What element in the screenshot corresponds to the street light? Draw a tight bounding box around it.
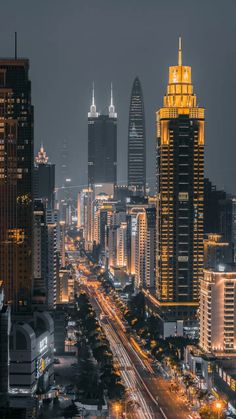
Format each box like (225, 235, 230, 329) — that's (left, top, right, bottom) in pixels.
(215, 400, 223, 419)
(114, 402, 121, 419)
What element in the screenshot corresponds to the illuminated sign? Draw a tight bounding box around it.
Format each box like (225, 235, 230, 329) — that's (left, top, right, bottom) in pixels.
(39, 337, 48, 353)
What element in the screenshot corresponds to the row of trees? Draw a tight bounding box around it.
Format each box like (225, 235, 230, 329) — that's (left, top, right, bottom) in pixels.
(75, 292, 125, 403)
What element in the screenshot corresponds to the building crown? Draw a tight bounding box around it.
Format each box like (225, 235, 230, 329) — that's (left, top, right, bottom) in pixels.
(109, 83, 117, 118)
(88, 82, 99, 118)
(35, 144, 49, 164)
(163, 37, 197, 109)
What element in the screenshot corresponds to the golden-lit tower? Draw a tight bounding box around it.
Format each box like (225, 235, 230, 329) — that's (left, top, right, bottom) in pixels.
(156, 38, 204, 321)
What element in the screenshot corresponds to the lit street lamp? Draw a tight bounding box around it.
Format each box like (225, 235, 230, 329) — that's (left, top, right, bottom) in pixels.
(215, 400, 223, 419)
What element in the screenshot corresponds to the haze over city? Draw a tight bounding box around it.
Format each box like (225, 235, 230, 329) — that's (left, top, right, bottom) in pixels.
(0, 2, 236, 419)
(0, 0, 235, 191)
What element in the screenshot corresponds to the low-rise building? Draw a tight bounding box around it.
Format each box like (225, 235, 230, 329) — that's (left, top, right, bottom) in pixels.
(9, 311, 54, 395)
(200, 265, 236, 355)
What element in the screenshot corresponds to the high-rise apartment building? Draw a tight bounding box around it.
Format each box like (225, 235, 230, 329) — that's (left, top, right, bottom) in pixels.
(200, 266, 236, 354)
(134, 206, 156, 289)
(156, 39, 204, 320)
(128, 77, 146, 195)
(0, 58, 34, 311)
(88, 85, 117, 192)
(32, 200, 47, 309)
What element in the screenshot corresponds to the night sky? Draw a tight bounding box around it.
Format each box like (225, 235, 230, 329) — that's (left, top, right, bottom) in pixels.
(0, 0, 235, 194)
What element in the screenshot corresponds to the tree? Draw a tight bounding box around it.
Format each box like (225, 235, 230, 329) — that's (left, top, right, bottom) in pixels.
(63, 402, 79, 419)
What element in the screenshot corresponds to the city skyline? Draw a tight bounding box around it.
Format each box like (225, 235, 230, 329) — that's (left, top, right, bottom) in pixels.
(0, 1, 235, 194)
(0, 2, 236, 418)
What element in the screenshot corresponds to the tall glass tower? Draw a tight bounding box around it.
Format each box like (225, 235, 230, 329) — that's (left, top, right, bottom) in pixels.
(128, 77, 146, 195)
(156, 39, 204, 321)
(0, 58, 34, 312)
(88, 84, 117, 191)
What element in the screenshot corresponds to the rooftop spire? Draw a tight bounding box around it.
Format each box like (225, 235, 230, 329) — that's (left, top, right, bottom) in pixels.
(35, 144, 49, 165)
(92, 81, 95, 106)
(88, 82, 99, 118)
(178, 36, 182, 66)
(109, 82, 117, 118)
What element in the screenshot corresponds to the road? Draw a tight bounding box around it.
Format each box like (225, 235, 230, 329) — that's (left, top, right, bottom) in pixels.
(84, 283, 193, 419)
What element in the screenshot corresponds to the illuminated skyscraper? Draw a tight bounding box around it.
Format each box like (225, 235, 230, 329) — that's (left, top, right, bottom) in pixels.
(0, 58, 34, 311)
(156, 39, 204, 321)
(88, 84, 117, 193)
(128, 77, 146, 195)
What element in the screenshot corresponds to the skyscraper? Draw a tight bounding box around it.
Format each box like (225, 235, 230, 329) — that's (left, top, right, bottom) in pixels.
(88, 84, 117, 193)
(156, 38, 204, 321)
(34, 145, 55, 209)
(0, 58, 34, 311)
(128, 77, 146, 195)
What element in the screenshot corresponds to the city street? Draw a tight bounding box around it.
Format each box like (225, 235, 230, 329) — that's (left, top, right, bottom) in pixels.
(83, 281, 193, 419)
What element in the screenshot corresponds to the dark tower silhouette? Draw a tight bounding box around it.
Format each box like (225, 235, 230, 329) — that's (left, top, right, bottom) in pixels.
(88, 83, 117, 190)
(0, 58, 34, 311)
(128, 77, 146, 195)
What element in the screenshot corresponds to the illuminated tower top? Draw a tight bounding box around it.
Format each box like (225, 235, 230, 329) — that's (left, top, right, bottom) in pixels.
(35, 144, 49, 165)
(163, 37, 197, 109)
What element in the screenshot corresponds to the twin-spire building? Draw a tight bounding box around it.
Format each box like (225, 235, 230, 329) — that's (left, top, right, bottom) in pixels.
(88, 84, 117, 196)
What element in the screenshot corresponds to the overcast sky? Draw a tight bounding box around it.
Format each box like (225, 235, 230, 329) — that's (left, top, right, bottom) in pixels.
(0, 0, 236, 193)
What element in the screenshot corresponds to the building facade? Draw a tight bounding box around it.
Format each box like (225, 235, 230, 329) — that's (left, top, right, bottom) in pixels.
(156, 39, 204, 320)
(128, 77, 146, 195)
(88, 85, 117, 190)
(0, 58, 34, 311)
(34, 145, 55, 210)
(204, 233, 233, 269)
(200, 267, 236, 354)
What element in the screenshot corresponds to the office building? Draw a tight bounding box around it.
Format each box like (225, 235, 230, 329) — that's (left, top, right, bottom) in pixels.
(156, 39, 204, 321)
(200, 266, 236, 354)
(32, 200, 47, 309)
(0, 57, 34, 311)
(88, 84, 117, 191)
(46, 217, 57, 310)
(128, 77, 146, 195)
(107, 222, 127, 269)
(34, 145, 55, 209)
(134, 206, 156, 289)
(204, 233, 233, 269)
(83, 187, 94, 250)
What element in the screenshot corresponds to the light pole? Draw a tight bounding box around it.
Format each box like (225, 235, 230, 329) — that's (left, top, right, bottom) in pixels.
(215, 401, 223, 419)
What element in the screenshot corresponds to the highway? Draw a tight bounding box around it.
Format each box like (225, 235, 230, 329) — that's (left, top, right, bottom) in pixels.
(84, 282, 193, 419)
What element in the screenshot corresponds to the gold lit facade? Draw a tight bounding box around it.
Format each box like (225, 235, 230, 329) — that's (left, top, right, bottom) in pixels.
(156, 39, 204, 317)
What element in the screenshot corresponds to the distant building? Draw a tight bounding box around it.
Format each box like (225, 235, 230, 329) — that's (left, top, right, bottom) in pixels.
(88, 84, 117, 191)
(46, 216, 57, 310)
(204, 233, 233, 269)
(0, 58, 34, 312)
(34, 145, 55, 210)
(135, 206, 156, 289)
(200, 266, 236, 354)
(128, 77, 146, 195)
(32, 200, 47, 309)
(82, 188, 94, 250)
(107, 222, 127, 269)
